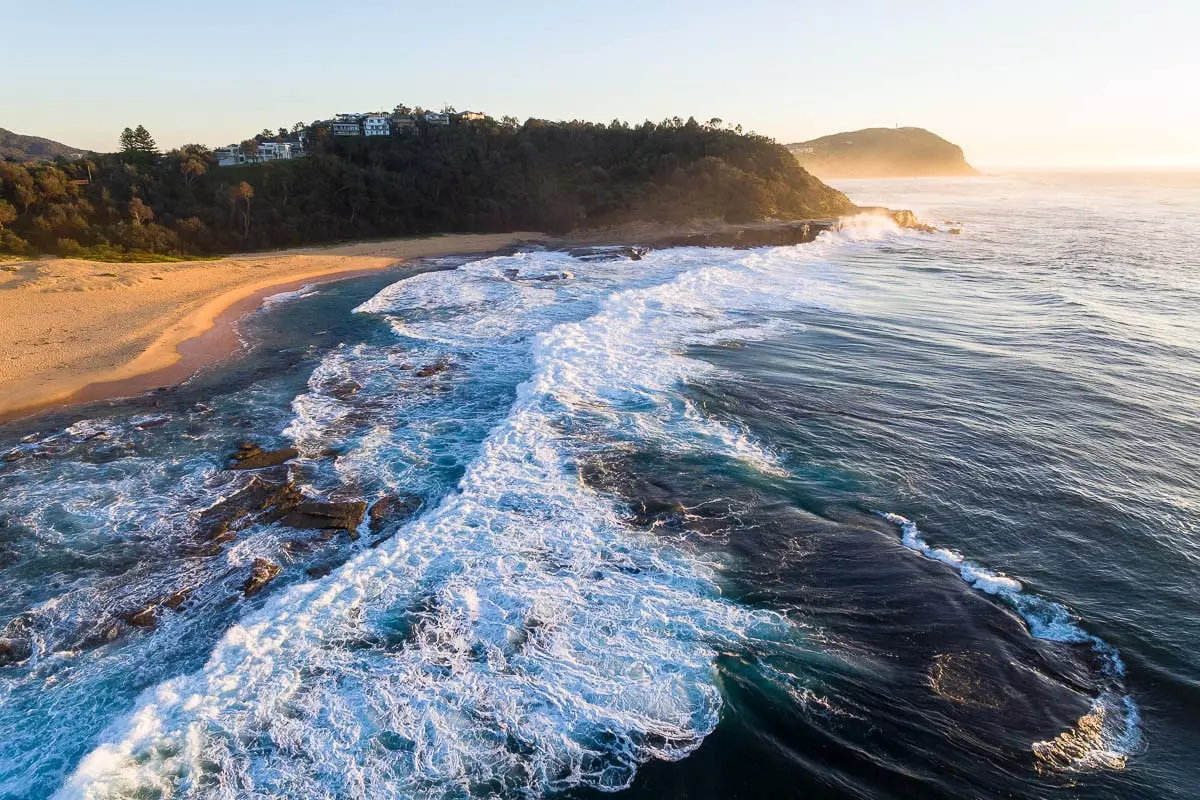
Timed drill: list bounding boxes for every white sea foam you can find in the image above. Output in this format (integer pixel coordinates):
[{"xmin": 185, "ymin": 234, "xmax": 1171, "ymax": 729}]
[
  {"xmin": 259, "ymin": 284, "xmax": 319, "ymax": 310},
  {"xmin": 878, "ymin": 512, "xmax": 1142, "ymax": 773},
  {"xmin": 58, "ymin": 228, "xmax": 909, "ymax": 798}
]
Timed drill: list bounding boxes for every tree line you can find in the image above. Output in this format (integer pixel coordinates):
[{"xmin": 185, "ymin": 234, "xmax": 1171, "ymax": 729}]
[{"xmin": 0, "ymin": 116, "xmax": 854, "ymax": 260}]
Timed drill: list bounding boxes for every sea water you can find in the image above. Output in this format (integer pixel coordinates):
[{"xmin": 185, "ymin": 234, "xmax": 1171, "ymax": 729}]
[{"xmin": 1, "ymin": 172, "xmax": 1197, "ymax": 798}]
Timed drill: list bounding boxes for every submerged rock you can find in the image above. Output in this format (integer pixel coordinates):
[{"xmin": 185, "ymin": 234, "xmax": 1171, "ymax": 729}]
[
  {"xmin": 0, "ymin": 636, "xmax": 32, "ymax": 667},
  {"xmin": 120, "ymin": 587, "xmax": 194, "ymax": 629},
  {"xmin": 368, "ymin": 494, "xmax": 424, "ymax": 534},
  {"xmin": 415, "ymin": 362, "xmax": 452, "ymax": 378},
  {"xmin": 227, "ymin": 441, "xmax": 299, "ymax": 470},
  {"xmin": 242, "ymin": 558, "xmax": 282, "ymax": 597},
  {"xmin": 282, "ymin": 501, "xmax": 367, "ymax": 533}
]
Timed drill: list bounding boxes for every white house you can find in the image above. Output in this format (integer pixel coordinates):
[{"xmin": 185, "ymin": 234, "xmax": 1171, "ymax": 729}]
[
  {"xmin": 458, "ymin": 111, "xmax": 486, "ymax": 122},
  {"xmin": 214, "ymin": 140, "xmax": 305, "ymax": 167},
  {"xmin": 257, "ymin": 141, "xmax": 302, "ymax": 161},
  {"xmin": 215, "ymin": 146, "xmax": 244, "ymax": 167},
  {"xmin": 363, "ymin": 114, "xmax": 391, "ymax": 136},
  {"xmin": 424, "ymin": 112, "xmax": 451, "ymax": 127}
]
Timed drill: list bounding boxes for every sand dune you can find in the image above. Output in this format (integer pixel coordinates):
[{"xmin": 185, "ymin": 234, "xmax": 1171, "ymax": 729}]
[{"xmin": 0, "ymin": 233, "xmax": 541, "ymax": 420}]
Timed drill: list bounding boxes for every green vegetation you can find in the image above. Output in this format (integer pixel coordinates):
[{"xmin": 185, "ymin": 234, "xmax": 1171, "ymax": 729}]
[{"xmin": 0, "ymin": 117, "xmax": 854, "ymax": 260}]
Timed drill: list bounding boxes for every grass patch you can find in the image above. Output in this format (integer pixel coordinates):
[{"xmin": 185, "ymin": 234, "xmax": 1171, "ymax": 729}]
[{"xmin": 68, "ymin": 246, "xmax": 224, "ymax": 264}]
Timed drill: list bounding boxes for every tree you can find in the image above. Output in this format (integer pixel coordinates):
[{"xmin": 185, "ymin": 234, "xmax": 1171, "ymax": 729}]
[
  {"xmin": 180, "ymin": 154, "xmax": 207, "ymax": 186},
  {"xmin": 230, "ymin": 181, "xmax": 254, "ymax": 238},
  {"xmin": 240, "ymin": 139, "xmax": 260, "ymax": 162},
  {"xmin": 292, "ymin": 122, "xmax": 306, "ymax": 134},
  {"xmin": 119, "ymin": 128, "xmax": 136, "ymax": 153},
  {"xmin": 0, "ymin": 199, "xmax": 16, "ymax": 229},
  {"xmin": 128, "ymin": 196, "xmax": 154, "ymax": 225},
  {"xmin": 131, "ymin": 125, "xmax": 157, "ymax": 154}
]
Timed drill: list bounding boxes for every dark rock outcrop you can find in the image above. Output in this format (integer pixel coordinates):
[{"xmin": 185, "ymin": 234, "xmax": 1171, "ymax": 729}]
[
  {"xmin": 198, "ymin": 473, "xmax": 304, "ymax": 542},
  {"xmin": 415, "ymin": 362, "xmax": 452, "ymax": 378},
  {"xmin": 242, "ymin": 558, "xmax": 282, "ymax": 597},
  {"xmin": 635, "ymin": 220, "xmax": 834, "ymax": 251},
  {"xmin": 281, "ymin": 501, "xmax": 367, "ymax": 533},
  {"xmin": 227, "ymin": 442, "xmax": 299, "ymax": 471},
  {"xmin": 0, "ymin": 636, "xmax": 32, "ymax": 667},
  {"xmin": 368, "ymin": 494, "xmax": 424, "ymax": 533}
]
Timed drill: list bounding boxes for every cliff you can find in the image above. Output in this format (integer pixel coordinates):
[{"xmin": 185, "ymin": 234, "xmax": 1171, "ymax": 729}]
[{"xmin": 786, "ymin": 127, "xmax": 978, "ymax": 179}]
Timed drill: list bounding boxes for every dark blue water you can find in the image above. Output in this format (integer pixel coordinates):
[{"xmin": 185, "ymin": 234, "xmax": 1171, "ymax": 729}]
[{"xmin": 1, "ymin": 174, "xmax": 1197, "ymax": 798}]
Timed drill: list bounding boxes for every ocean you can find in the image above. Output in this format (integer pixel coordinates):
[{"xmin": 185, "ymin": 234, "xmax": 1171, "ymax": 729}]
[{"xmin": 1, "ymin": 172, "xmax": 1197, "ymax": 799}]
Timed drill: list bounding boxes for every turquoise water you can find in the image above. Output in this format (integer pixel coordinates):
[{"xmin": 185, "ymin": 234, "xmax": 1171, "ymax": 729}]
[{"xmin": 0, "ymin": 174, "xmax": 1197, "ymax": 798}]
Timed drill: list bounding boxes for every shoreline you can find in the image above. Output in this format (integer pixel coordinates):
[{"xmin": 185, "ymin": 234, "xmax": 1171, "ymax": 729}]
[
  {"xmin": 0, "ymin": 214, "xmax": 922, "ymax": 424},
  {"xmin": 0, "ymin": 233, "xmax": 541, "ymax": 423}
]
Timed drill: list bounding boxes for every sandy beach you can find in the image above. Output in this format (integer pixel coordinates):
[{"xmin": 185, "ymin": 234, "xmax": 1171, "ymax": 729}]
[{"xmin": 0, "ymin": 233, "xmax": 541, "ymax": 420}]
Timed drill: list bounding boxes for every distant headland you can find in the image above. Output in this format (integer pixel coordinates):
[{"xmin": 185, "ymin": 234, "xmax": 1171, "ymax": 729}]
[
  {"xmin": 787, "ymin": 127, "xmax": 979, "ymax": 178},
  {"xmin": 0, "ymin": 127, "xmax": 89, "ymax": 163}
]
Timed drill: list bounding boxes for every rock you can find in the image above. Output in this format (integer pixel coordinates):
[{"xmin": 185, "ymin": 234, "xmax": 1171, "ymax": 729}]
[
  {"xmin": 887, "ymin": 209, "xmax": 937, "ymax": 233},
  {"xmin": 123, "ymin": 606, "xmax": 158, "ymax": 628},
  {"xmin": 368, "ymin": 494, "xmax": 424, "ymax": 534},
  {"xmin": 948, "ymin": 227, "xmax": 963, "ymax": 235},
  {"xmin": 227, "ymin": 442, "xmax": 299, "ymax": 470},
  {"xmin": 162, "ymin": 588, "xmax": 192, "ymax": 609},
  {"xmin": 0, "ymin": 637, "xmax": 32, "ymax": 667},
  {"xmin": 80, "ymin": 622, "xmax": 122, "ymax": 648},
  {"xmin": 306, "ymin": 564, "xmax": 333, "ymax": 579},
  {"xmin": 198, "ymin": 474, "xmax": 304, "ymax": 540},
  {"xmin": 330, "ymin": 380, "xmax": 363, "ymax": 400},
  {"xmin": 529, "ymin": 270, "xmax": 574, "ymax": 281},
  {"xmin": 242, "ymin": 558, "xmax": 282, "ymax": 597},
  {"xmin": 415, "ymin": 362, "xmax": 451, "ymax": 378},
  {"xmin": 282, "ymin": 501, "xmax": 367, "ymax": 533}
]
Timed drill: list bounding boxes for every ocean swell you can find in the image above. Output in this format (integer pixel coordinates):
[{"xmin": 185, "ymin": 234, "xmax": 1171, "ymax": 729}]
[
  {"xmin": 877, "ymin": 511, "xmax": 1143, "ymax": 773},
  {"xmin": 55, "ymin": 224, "xmax": 907, "ymax": 798}
]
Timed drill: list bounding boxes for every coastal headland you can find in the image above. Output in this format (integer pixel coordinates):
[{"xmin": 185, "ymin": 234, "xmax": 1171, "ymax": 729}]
[{"xmin": 0, "ymin": 233, "xmax": 540, "ymax": 421}]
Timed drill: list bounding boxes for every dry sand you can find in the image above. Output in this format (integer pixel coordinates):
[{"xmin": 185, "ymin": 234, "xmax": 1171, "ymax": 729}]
[{"xmin": 0, "ymin": 233, "xmax": 542, "ymax": 420}]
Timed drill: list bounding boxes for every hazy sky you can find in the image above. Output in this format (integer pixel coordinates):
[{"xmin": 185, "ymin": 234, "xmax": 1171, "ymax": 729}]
[{"xmin": 2, "ymin": 0, "xmax": 1196, "ymax": 168}]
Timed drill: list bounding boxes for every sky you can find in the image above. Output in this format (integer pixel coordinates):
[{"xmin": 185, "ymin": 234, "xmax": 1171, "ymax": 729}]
[{"xmin": 2, "ymin": 0, "xmax": 1197, "ymax": 168}]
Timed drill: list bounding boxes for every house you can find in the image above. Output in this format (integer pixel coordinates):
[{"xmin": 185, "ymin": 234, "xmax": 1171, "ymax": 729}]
[
  {"xmin": 363, "ymin": 114, "xmax": 391, "ymax": 136},
  {"xmin": 214, "ymin": 139, "xmax": 305, "ymax": 167},
  {"xmin": 331, "ymin": 115, "xmax": 363, "ymax": 136},
  {"xmin": 458, "ymin": 111, "xmax": 486, "ymax": 122},
  {"xmin": 257, "ymin": 141, "xmax": 303, "ymax": 161},
  {"xmin": 214, "ymin": 145, "xmax": 246, "ymax": 167},
  {"xmin": 392, "ymin": 114, "xmax": 418, "ymax": 133},
  {"xmin": 423, "ymin": 112, "xmax": 451, "ymax": 127}
]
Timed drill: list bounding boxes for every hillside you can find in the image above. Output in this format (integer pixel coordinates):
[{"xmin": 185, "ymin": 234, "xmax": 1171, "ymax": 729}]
[
  {"xmin": 0, "ymin": 117, "xmax": 856, "ymax": 259},
  {"xmin": 787, "ymin": 127, "xmax": 978, "ymax": 178},
  {"xmin": 0, "ymin": 128, "xmax": 88, "ymax": 163}
]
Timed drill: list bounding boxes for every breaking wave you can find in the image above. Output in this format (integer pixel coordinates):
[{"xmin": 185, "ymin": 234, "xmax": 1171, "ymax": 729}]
[{"xmin": 57, "ymin": 226, "xmax": 906, "ymax": 798}]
